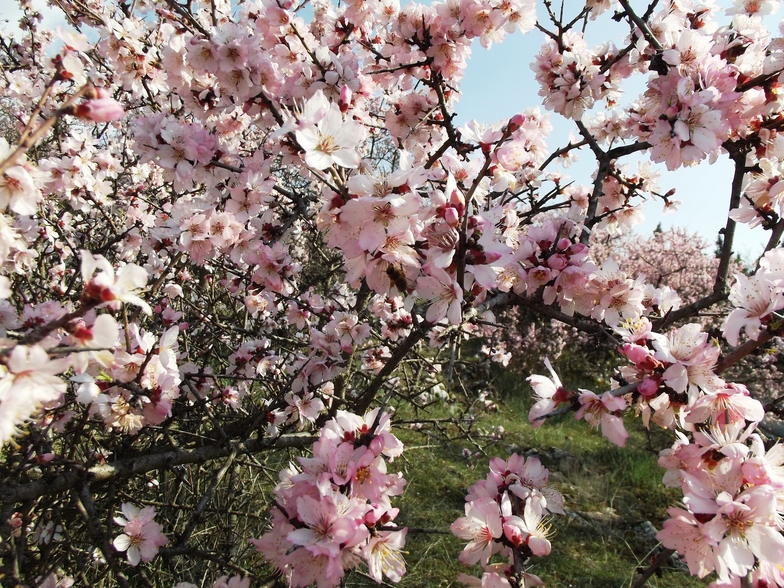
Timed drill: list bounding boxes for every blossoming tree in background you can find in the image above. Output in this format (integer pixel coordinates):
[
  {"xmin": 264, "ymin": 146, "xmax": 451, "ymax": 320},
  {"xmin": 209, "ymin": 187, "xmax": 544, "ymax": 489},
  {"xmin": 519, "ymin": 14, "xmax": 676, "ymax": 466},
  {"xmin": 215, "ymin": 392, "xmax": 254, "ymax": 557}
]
[{"xmin": 2, "ymin": 0, "xmax": 784, "ymax": 586}]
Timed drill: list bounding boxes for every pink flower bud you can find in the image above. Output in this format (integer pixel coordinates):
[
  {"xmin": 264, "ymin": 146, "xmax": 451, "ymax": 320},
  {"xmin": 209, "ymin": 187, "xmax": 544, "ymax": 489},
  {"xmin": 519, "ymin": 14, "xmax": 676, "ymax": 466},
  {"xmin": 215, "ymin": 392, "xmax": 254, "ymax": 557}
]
[
  {"xmin": 546, "ymin": 254, "xmax": 568, "ymax": 271},
  {"xmin": 503, "ymin": 522, "xmax": 525, "ymax": 547},
  {"xmin": 619, "ymin": 343, "xmax": 650, "ymax": 365},
  {"xmin": 508, "ymin": 113, "xmax": 526, "ymax": 132},
  {"xmin": 74, "ymin": 89, "xmax": 125, "ymax": 122},
  {"xmin": 339, "ymin": 85, "xmax": 353, "ymax": 113},
  {"xmin": 369, "ymin": 435, "xmax": 385, "ymax": 456},
  {"xmin": 450, "ymin": 188, "xmax": 465, "ymax": 209},
  {"xmin": 637, "ymin": 377, "xmax": 660, "ymax": 398},
  {"xmin": 444, "ymin": 207, "xmax": 460, "ymax": 226}
]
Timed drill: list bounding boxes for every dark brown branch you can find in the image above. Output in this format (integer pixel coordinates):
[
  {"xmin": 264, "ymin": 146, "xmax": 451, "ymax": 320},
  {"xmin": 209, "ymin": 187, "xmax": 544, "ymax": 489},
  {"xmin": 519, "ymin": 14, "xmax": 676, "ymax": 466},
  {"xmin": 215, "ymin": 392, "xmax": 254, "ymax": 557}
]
[
  {"xmin": 430, "ymin": 74, "xmax": 459, "ymax": 146},
  {"xmin": 173, "ymin": 448, "xmax": 238, "ymax": 548},
  {"xmin": 538, "ymin": 138, "xmax": 589, "ymax": 170},
  {"xmin": 163, "ymin": 0, "xmax": 212, "ymax": 38},
  {"xmin": 618, "ymin": 0, "xmax": 663, "ymax": 51},
  {"xmin": 716, "ymin": 330, "xmax": 775, "ymax": 374},
  {"xmin": 631, "ymin": 548, "xmax": 676, "ymax": 588},
  {"xmin": 762, "ymin": 218, "xmax": 784, "ymax": 258},
  {"xmin": 714, "ymin": 146, "xmax": 749, "ymax": 294},
  {"xmin": 653, "ymin": 290, "xmax": 728, "ymax": 331},
  {"xmin": 655, "ymin": 148, "xmax": 748, "ymax": 330},
  {"xmin": 2, "ymin": 432, "xmax": 316, "ymax": 504},
  {"xmin": 607, "ymin": 141, "xmax": 651, "ymax": 159},
  {"xmin": 12, "ymin": 300, "xmax": 99, "ymax": 348},
  {"xmin": 73, "ymin": 486, "xmax": 136, "ymax": 588},
  {"xmin": 351, "ymin": 324, "xmax": 428, "ymax": 414},
  {"xmin": 514, "ymin": 294, "xmax": 621, "ymax": 346},
  {"xmin": 575, "ymin": 120, "xmax": 611, "ymax": 244}
]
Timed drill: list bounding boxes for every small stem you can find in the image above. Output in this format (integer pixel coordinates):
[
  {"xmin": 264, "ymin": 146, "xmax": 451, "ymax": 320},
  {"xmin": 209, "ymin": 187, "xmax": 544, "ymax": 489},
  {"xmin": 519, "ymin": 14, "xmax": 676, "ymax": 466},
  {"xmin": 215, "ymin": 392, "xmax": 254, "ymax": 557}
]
[{"xmin": 631, "ymin": 548, "xmax": 675, "ymax": 588}]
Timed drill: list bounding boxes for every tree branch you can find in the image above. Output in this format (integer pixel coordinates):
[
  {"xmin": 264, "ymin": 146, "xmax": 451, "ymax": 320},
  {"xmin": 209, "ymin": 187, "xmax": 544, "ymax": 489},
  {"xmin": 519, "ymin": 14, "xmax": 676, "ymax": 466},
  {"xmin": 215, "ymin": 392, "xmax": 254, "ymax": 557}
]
[{"xmin": 2, "ymin": 433, "xmax": 316, "ymax": 504}]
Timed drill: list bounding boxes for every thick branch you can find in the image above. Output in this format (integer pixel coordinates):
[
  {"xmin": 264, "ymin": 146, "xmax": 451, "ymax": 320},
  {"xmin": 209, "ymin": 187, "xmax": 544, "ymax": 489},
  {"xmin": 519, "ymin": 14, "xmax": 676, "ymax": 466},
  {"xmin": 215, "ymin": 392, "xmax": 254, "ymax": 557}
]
[
  {"xmin": 2, "ymin": 432, "xmax": 316, "ymax": 504},
  {"xmin": 715, "ymin": 330, "xmax": 775, "ymax": 374},
  {"xmin": 575, "ymin": 120, "xmax": 611, "ymax": 244},
  {"xmin": 653, "ymin": 290, "xmax": 728, "ymax": 331},
  {"xmin": 654, "ymin": 149, "xmax": 748, "ymax": 330},
  {"xmin": 514, "ymin": 294, "xmax": 620, "ymax": 345},
  {"xmin": 714, "ymin": 147, "xmax": 748, "ymax": 293},
  {"xmin": 762, "ymin": 218, "xmax": 784, "ymax": 258},
  {"xmin": 606, "ymin": 141, "xmax": 651, "ymax": 159},
  {"xmin": 618, "ymin": 0, "xmax": 663, "ymax": 51},
  {"xmin": 631, "ymin": 548, "xmax": 676, "ymax": 588}
]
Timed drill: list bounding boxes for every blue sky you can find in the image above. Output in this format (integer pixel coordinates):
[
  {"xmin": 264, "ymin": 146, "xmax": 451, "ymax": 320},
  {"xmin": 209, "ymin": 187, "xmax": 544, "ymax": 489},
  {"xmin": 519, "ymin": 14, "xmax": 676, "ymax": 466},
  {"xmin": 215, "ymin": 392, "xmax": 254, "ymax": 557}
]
[{"xmin": 453, "ymin": 2, "xmax": 777, "ymax": 262}]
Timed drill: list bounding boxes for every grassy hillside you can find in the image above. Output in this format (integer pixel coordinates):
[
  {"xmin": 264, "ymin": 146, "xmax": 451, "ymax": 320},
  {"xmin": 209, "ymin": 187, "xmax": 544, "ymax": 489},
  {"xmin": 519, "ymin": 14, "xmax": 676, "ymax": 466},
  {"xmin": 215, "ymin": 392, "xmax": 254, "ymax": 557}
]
[{"xmin": 339, "ymin": 374, "xmax": 709, "ymax": 588}]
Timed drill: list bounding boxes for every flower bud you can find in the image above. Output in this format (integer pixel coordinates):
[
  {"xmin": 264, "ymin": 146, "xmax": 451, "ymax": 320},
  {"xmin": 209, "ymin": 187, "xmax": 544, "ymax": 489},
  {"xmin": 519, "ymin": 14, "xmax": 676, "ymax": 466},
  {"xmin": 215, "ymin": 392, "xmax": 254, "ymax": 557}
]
[
  {"xmin": 507, "ymin": 113, "xmax": 526, "ymax": 132},
  {"xmin": 339, "ymin": 85, "xmax": 353, "ymax": 113},
  {"xmin": 444, "ymin": 206, "xmax": 459, "ymax": 226},
  {"xmin": 74, "ymin": 88, "xmax": 125, "ymax": 122}
]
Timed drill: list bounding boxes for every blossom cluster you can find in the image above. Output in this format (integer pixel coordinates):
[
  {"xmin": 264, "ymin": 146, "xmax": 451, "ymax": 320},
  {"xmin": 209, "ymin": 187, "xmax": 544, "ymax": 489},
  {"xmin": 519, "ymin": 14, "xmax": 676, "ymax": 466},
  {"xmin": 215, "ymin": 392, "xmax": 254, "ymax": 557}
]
[
  {"xmin": 526, "ymin": 309, "xmax": 783, "ymax": 583},
  {"xmin": 251, "ymin": 409, "xmax": 407, "ymax": 587},
  {"xmin": 452, "ymin": 453, "xmax": 563, "ymax": 588},
  {"xmin": 722, "ymin": 249, "xmax": 784, "ymax": 346},
  {"xmin": 657, "ymin": 426, "xmax": 784, "ymax": 586}
]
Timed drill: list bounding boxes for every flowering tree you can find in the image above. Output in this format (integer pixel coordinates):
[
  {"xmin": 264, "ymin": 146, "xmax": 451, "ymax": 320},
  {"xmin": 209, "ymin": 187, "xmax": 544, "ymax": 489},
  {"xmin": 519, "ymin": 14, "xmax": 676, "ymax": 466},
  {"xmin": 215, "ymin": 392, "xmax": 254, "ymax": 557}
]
[{"xmin": 3, "ymin": 0, "xmax": 784, "ymax": 586}]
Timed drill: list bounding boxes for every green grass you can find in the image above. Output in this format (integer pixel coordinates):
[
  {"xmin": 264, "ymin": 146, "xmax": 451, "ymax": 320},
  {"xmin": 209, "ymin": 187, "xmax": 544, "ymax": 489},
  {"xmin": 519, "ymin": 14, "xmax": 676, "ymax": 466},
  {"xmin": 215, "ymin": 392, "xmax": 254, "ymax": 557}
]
[{"xmin": 340, "ymin": 386, "xmax": 710, "ymax": 588}]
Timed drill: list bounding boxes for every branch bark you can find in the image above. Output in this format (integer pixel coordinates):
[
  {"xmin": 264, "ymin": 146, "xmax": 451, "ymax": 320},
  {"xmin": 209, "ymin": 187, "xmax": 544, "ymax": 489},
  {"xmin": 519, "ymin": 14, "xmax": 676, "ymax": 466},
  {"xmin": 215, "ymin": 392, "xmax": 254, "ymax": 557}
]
[{"xmin": 2, "ymin": 432, "xmax": 316, "ymax": 504}]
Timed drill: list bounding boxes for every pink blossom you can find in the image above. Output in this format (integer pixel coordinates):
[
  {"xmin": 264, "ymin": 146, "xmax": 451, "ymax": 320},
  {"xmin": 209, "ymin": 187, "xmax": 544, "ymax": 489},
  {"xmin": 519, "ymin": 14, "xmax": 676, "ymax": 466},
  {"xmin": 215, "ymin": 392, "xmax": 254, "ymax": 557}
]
[
  {"xmin": 658, "ymin": 507, "xmax": 719, "ymax": 578},
  {"xmin": 416, "ymin": 268, "xmax": 463, "ymax": 325},
  {"xmin": 504, "ymin": 500, "xmax": 552, "ymax": 556},
  {"xmin": 80, "ymin": 250, "xmax": 151, "ymax": 315},
  {"xmin": 450, "ymin": 497, "xmax": 504, "ymax": 565},
  {"xmin": 526, "ymin": 358, "xmax": 572, "ymax": 427},
  {"xmin": 576, "ymin": 390, "xmax": 629, "ymax": 447},
  {"xmin": 0, "ymin": 138, "xmax": 46, "ymax": 215},
  {"xmin": 362, "ymin": 528, "xmax": 407, "ymax": 583},
  {"xmin": 722, "ymin": 273, "xmax": 784, "ymax": 346},
  {"xmin": 727, "ymin": 0, "xmax": 780, "ymax": 15},
  {"xmin": 287, "ymin": 494, "xmax": 366, "ymax": 559},
  {"xmin": 113, "ymin": 503, "xmax": 168, "ymax": 566},
  {"xmin": 686, "ymin": 384, "xmax": 765, "ymax": 426},
  {"xmin": 0, "ymin": 345, "xmax": 69, "ymax": 444},
  {"xmin": 295, "ymin": 91, "xmax": 365, "ymax": 170}
]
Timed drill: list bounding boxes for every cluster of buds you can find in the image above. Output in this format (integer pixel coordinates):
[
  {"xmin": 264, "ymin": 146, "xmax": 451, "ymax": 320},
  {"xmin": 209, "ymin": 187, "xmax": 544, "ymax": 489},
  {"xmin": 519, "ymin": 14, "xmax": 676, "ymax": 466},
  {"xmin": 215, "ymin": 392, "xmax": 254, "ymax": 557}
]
[{"xmin": 452, "ymin": 454, "xmax": 563, "ymax": 587}]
